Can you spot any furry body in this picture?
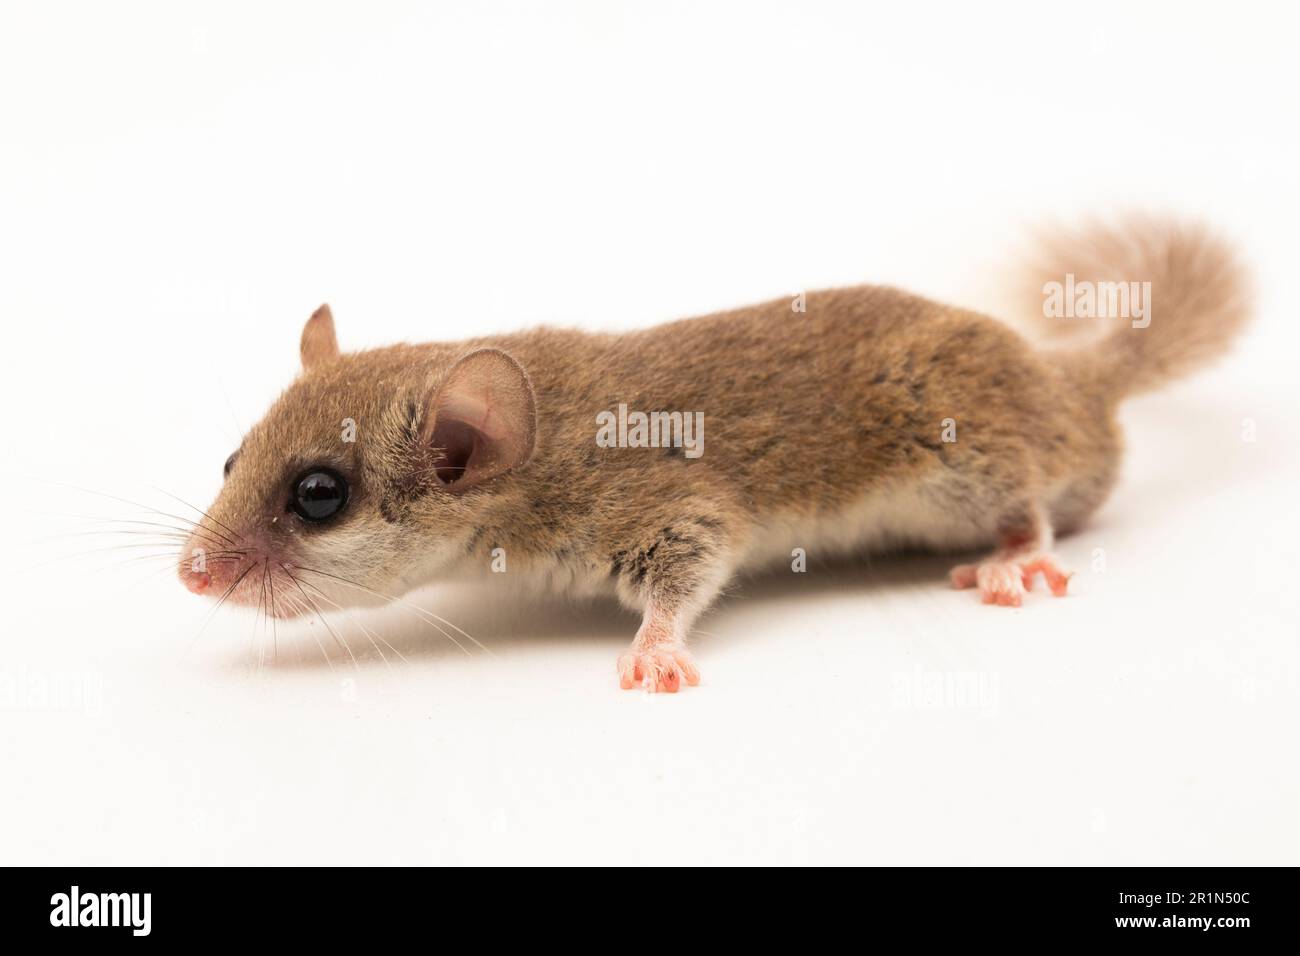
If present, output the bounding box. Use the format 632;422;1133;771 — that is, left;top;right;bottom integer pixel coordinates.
180;217;1251;691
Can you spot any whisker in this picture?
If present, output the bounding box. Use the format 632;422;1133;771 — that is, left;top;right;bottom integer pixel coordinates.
46;541;227;557
25;528;194;546
264;560;280;666
295;577;409;667
16;545;247;577
255;559;269;672
279;564;359;668
29;514;237;553
36;511;224;536
24;479;242;549
277;590;334;672
293;565;482;655
311;589;390;666
146;484;246;548
185;561;258;659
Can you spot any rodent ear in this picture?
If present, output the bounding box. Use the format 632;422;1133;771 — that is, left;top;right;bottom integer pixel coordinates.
420;348;538;492
300;304;340;370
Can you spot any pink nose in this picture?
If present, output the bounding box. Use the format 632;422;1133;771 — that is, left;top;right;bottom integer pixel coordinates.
182;569;212;594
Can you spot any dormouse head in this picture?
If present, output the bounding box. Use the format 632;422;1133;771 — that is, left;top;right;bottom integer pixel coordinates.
176;305;537;616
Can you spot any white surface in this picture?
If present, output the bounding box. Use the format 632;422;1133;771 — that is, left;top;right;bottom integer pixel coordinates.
1;1;1297;866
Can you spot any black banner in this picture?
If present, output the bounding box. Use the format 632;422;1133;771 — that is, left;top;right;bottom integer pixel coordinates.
1;866;1289;945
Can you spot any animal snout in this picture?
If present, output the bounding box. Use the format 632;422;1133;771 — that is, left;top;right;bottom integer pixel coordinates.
178;563;212;594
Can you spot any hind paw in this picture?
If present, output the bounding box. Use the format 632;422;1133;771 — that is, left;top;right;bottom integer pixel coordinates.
950;553;1072;606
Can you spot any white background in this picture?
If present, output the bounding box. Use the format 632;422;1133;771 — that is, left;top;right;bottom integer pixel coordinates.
1;1;1297;865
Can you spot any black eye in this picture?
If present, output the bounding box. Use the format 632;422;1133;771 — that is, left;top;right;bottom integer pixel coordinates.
223;452;239;478
290;468;349;522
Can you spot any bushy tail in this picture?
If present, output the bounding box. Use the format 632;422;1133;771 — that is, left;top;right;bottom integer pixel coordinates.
1013;214;1254;401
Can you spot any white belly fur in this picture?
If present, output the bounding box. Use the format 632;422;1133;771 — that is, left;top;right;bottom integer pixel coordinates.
739;476;993;573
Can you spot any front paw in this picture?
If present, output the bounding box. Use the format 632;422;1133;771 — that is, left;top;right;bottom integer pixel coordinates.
617;644;701;693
